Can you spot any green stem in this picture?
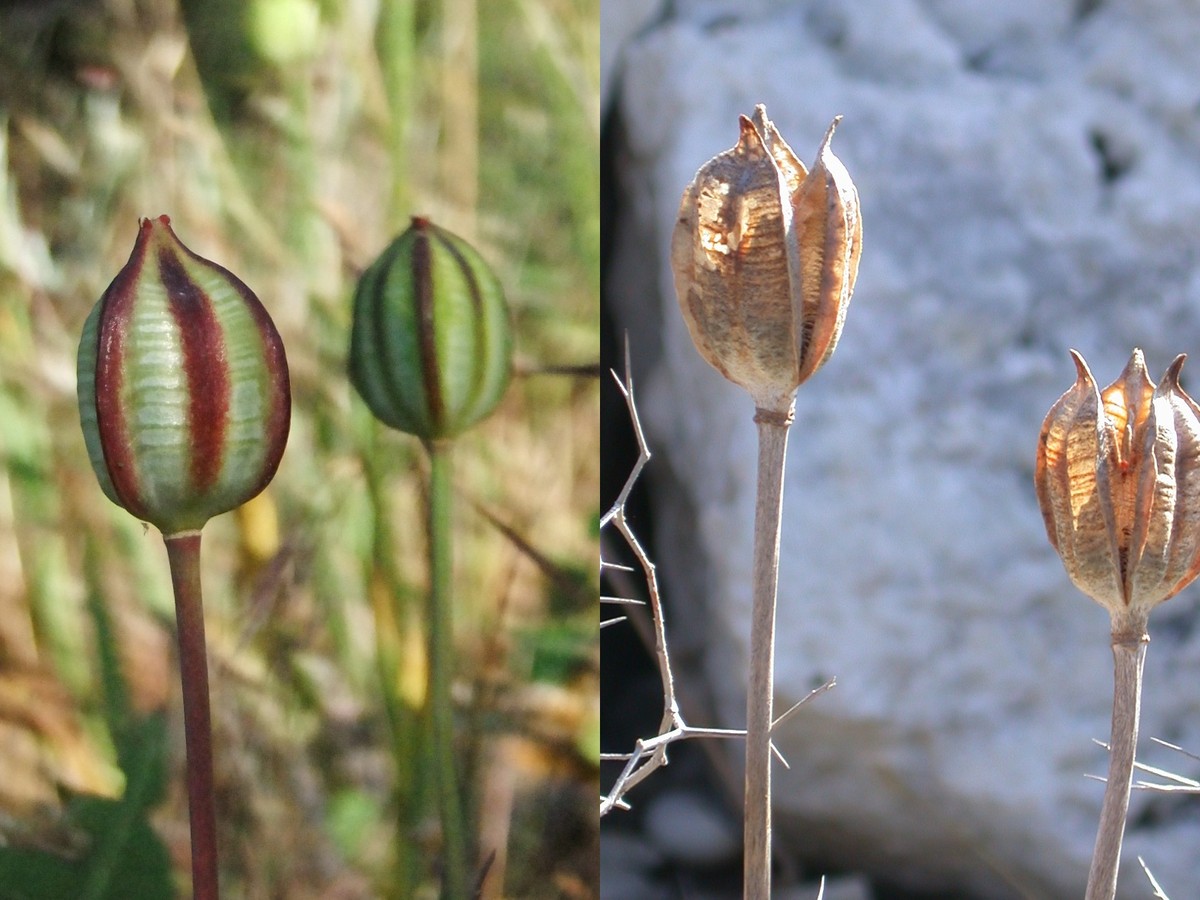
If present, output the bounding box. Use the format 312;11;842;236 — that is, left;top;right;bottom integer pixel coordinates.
377;0;415;224
164;531;219;900
427;441;469;898
744;407;792;900
363;431;424;899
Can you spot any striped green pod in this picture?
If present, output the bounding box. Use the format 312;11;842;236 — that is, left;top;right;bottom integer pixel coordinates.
76;215;291;536
348;217;513;441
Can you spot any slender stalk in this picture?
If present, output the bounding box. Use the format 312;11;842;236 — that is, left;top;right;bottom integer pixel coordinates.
427;441;470;899
744;407;793;900
1085;619;1149;900
164;531;219;900
439;0;479;236
363;427;424;898
377;0;415;223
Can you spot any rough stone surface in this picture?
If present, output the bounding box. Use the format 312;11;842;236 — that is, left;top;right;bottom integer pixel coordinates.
605;1;1200;897
600;0;664;110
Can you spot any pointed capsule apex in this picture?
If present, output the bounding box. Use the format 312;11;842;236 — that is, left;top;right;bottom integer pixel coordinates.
1122;347;1148;379
819;115;842;151
1068;348;1091;379
1162;353;1188;389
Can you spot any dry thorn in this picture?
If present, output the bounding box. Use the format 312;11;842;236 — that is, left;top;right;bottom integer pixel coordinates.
1136;856;1170;900
1131;737;1200;792
773;678;836;731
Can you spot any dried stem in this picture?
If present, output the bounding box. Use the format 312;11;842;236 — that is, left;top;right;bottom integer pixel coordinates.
1086;619;1149;900
163;531;219;900
743;407;792;900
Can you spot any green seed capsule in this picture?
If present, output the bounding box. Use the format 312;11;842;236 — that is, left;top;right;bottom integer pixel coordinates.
348;217;513;441
77;215;291;536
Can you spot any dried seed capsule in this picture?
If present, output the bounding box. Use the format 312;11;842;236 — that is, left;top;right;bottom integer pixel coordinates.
671;105;861;413
77;215;291;536
791;117;862;386
1035;349;1200;624
348;217;513;441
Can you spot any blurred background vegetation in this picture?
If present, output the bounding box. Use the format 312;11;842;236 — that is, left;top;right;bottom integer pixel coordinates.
0;0;598;897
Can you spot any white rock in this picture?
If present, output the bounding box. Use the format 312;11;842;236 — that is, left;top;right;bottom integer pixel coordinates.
607;1;1200;896
600;0;664;112
643;788;741;867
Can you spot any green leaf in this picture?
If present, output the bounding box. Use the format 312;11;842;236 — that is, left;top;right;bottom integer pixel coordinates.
523;619;593;686
0;850;86;900
0;715;174;900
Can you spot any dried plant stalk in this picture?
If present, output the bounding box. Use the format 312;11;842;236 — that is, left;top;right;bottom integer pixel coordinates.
1036;350;1200;899
743;409;791;899
670;109;859;896
1087;625;1148;900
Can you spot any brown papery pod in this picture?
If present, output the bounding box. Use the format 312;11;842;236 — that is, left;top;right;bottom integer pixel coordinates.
1127;356;1200;610
1035;349;1200;630
792;117;862;386
671;106;862;414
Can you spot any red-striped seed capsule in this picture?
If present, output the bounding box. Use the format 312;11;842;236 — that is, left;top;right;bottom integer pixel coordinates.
77;215;291;536
348;217;513;441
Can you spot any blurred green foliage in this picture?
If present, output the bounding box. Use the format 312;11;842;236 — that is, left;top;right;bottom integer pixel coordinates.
0;536;173;900
0;0;598;896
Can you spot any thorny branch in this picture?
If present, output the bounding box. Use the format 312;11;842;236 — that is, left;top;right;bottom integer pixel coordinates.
599;342;833;815
1091;736;1200;900
600;342;745;816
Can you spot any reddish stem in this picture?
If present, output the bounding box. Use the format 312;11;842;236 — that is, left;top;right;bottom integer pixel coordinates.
164;531;219;900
